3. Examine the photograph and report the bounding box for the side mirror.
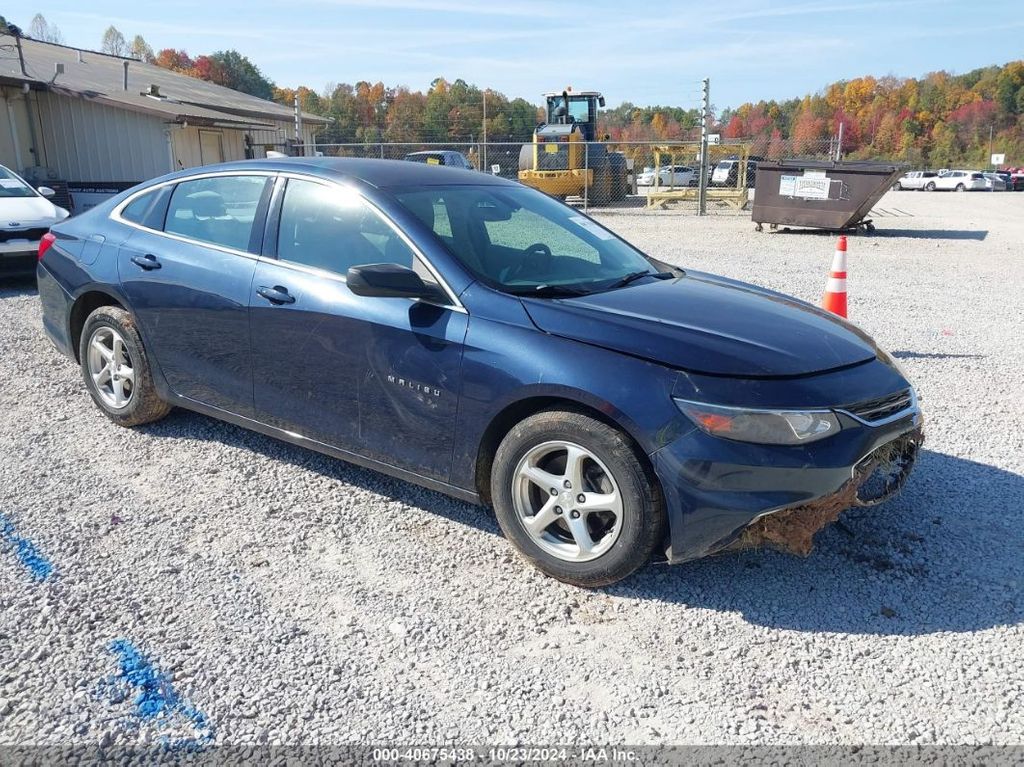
[347,263,446,303]
[38,186,56,198]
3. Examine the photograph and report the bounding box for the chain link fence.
[297,137,841,214]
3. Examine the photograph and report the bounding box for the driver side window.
[276,179,435,284]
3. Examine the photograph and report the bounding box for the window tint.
[121,189,159,224]
[120,186,172,229]
[276,179,433,282]
[164,175,268,252]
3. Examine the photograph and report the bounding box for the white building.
[0,34,327,210]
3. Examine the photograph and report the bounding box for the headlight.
[674,399,840,445]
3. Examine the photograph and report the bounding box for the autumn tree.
[130,35,154,63]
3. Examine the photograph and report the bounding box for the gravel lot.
[1,190,1021,749]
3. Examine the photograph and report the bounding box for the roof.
[0,34,328,128]
[156,157,513,189]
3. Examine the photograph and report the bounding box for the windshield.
[394,185,661,295]
[0,167,36,199]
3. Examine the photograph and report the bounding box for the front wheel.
[79,306,172,427]
[893,182,902,191]
[491,409,665,587]
[956,183,966,192]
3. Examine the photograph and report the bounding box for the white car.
[926,170,987,192]
[0,165,69,277]
[893,171,938,190]
[637,165,695,187]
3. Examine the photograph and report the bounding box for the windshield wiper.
[508,284,593,298]
[606,270,675,290]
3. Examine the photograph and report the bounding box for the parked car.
[926,170,987,191]
[711,157,762,187]
[982,172,1008,192]
[1009,171,1024,192]
[892,171,938,191]
[403,150,474,170]
[37,158,922,587]
[637,165,695,187]
[0,164,70,277]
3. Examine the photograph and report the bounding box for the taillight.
[38,232,56,261]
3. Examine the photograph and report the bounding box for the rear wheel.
[925,181,936,191]
[79,306,171,427]
[956,183,966,192]
[893,182,903,191]
[491,409,665,587]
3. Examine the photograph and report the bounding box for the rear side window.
[120,186,172,229]
[164,175,269,252]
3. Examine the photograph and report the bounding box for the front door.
[249,177,467,481]
[118,173,271,416]
[199,130,225,165]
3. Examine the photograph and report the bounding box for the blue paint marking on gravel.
[107,639,213,748]
[0,514,53,581]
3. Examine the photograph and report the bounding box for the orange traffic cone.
[821,235,848,318]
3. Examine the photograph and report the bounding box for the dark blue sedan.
[37,158,923,586]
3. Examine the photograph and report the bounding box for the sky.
[13,0,1024,109]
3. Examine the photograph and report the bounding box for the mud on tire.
[490,408,666,587]
[79,306,172,428]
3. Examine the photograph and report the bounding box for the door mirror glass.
[347,263,447,302]
[37,186,56,198]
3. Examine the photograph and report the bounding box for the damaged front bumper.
[725,428,923,556]
[652,396,924,564]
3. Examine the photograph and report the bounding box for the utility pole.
[989,125,995,192]
[482,89,487,172]
[697,77,710,216]
[293,93,304,157]
[835,121,844,161]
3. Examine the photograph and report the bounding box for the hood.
[521,272,879,378]
[0,195,66,226]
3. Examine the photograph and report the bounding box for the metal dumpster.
[752,159,902,233]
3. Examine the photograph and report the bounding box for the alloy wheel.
[86,326,135,409]
[512,440,623,562]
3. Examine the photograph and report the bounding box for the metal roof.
[0,34,328,128]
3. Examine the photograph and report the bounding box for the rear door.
[117,173,272,416]
[249,176,468,481]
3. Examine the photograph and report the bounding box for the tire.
[925,182,936,191]
[893,182,902,191]
[490,409,666,587]
[518,145,533,173]
[956,183,965,192]
[608,152,628,202]
[589,165,612,205]
[79,306,172,427]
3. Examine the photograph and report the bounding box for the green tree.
[206,50,274,99]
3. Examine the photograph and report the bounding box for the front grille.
[0,227,47,243]
[842,388,913,423]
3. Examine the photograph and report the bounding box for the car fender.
[449,310,686,494]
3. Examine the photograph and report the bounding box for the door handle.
[131,254,161,270]
[256,285,296,305]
